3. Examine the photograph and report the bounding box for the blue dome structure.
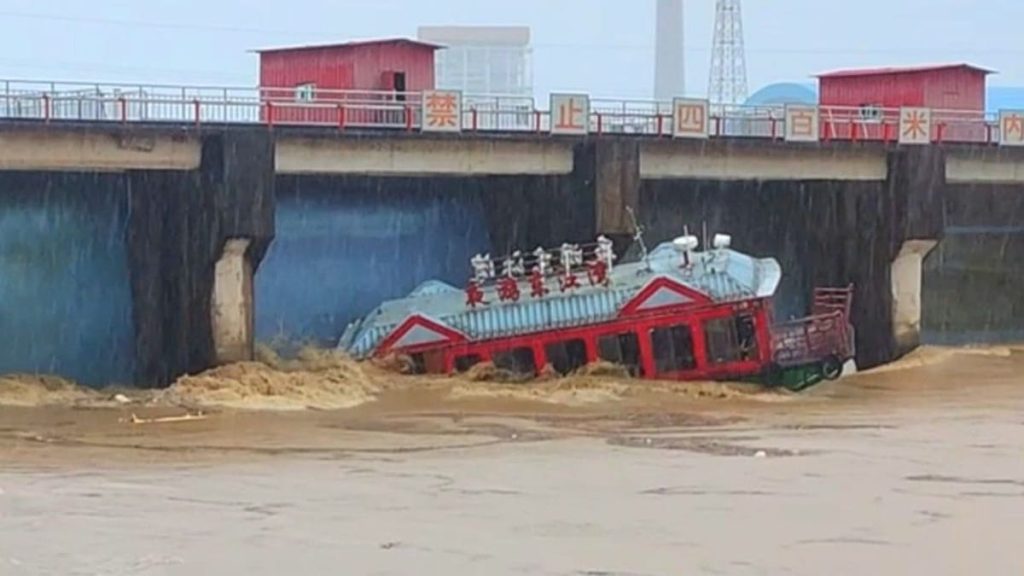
[744,82,818,107]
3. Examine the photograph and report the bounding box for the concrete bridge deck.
[2,119,1024,184]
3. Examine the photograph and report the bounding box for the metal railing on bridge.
[0,79,1017,146]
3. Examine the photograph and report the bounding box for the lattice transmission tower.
[707,0,748,110]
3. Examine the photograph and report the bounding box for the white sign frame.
[421,89,463,133]
[784,105,820,143]
[898,107,932,145]
[672,98,710,139]
[999,110,1024,147]
[550,93,590,135]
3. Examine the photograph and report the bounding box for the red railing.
[772,284,855,369]
[0,79,1005,144]
[771,312,854,368]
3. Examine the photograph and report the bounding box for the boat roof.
[338,240,781,359]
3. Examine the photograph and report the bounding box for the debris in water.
[754,450,768,458]
[127,412,207,425]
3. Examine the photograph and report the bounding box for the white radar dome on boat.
[672,235,699,252]
[713,234,732,250]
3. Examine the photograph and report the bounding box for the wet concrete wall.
[256,176,492,348]
[257,167,603,349]
[635,144,963,370]
[639,178,898,369]
[923,182,1024,344]
[0,173,135,386]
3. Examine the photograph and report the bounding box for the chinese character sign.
[1000,110,1024,147]
[532,247,553,276]
[501,251,526,278]
[559,243,584,271]
[550,94,590,135]
[529,269,548,299]
[471,253,496,283]
[672,98,710,139]
[784,105,819,142]
[465,280,485,308]
[422,90,462,133]
[594,235,617,269]
[497,277,521,303]
[899,107,932,145]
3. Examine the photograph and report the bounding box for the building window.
[858,103,882,123]
[545,339,588,376]
[295,83,316,102]
[597,332,643,377]
[704,314,759,365]
[650,325,697,374]
[491,347,537,377]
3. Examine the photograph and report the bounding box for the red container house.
[254,37,442,126]
[814,63,994,141]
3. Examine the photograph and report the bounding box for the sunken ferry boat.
[339,230,856,390]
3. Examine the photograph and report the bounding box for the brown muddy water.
[1,346,1023,575]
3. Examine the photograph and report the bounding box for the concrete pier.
[1,122,1023,386]
[125,130,274,386]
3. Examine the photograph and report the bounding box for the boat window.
[597,332,643,377]
[650,325,697,374]
[409,349,447,375]
[454,354,482,373]
[705,313,759,365]
[545,339,588,376]
[491,347,537,376]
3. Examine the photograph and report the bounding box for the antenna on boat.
[702,220,709,254]
[626,207,650,270]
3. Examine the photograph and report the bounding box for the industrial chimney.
[654,0,685,101]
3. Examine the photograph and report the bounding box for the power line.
[0,57,251,83]
[3,9,1024,56]
[0,9,301,35]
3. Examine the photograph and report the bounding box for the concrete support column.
[887,147,946,360]
[200,130,275,370]
[211,238,255,364]
[126,129,275,387]
[595,139,641,236]
[891,239,939,355]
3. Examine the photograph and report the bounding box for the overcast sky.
[0,0,1020,99]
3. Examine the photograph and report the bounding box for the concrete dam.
[1,123,1022,387]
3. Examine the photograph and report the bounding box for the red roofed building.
[815,63,993,111]
[254,37,443,124]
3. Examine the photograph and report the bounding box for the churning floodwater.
[1,346,1023,575]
